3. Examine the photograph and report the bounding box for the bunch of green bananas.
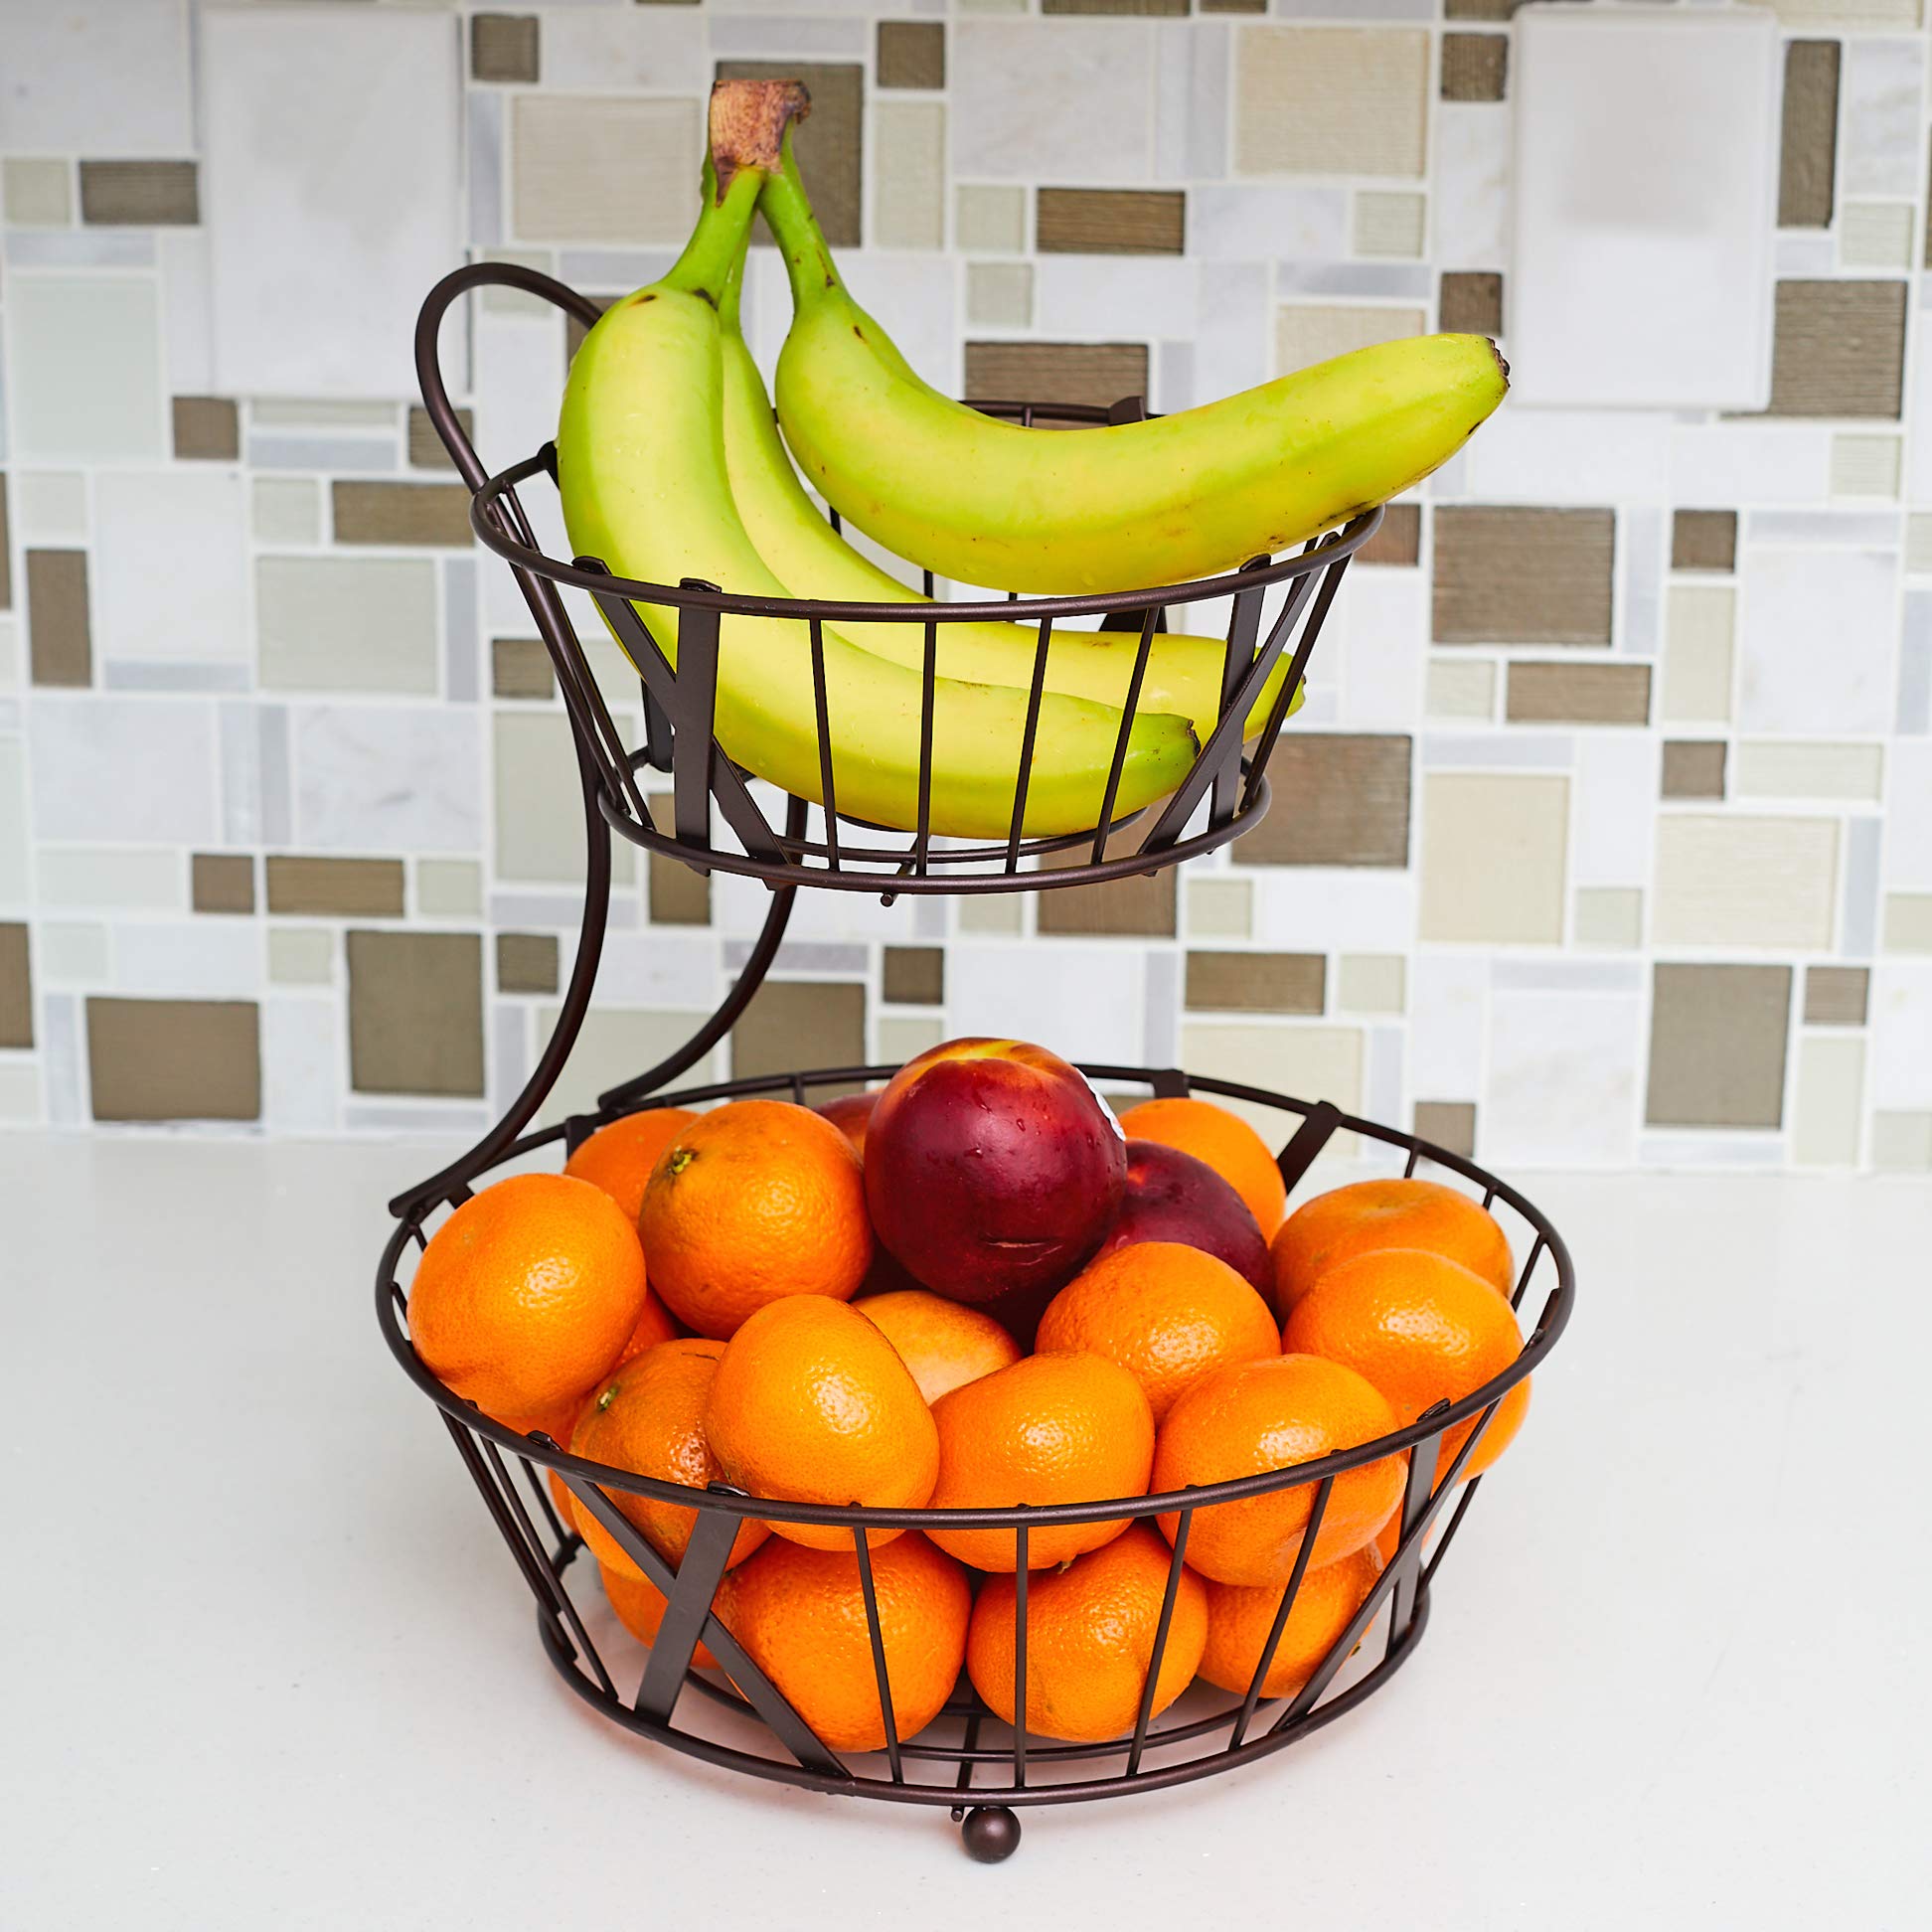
[556,82,1507,842]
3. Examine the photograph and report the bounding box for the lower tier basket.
[376,1061,1574,1861]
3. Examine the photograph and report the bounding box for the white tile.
[1731,740,1885,800]
[201,7,463,398]
[874,101,945,251]
[1653,815,1839,949]
[0,739,30,904]
[39,922,108,983]
[1189,185,1349,261]
[1250,867,1415,952]
[1418,773,1570,945]
[1572,733,1658,886]
[592,930,717,1012]
[0,624,19,694]
[543,9,709,92]
[951,21,1153,184]
[1870,1109,1932,1171]
[494,712,637,888]
[1033,256,1196,342]
[37,849,181,912]
[1868,964,1932,1108]
[1485,990,1643,1168]
[267,929,333,988]
[0,0,194,155]
[28,699,218,846]
[1409,951,1487,1098]
[113,922,259,1000]
[948,940,1145,1064]
[12,474,88,544]
[257,558,439,696]
[1883,742,1932,886]
[818,254,961,402]
[6,277,165,462]
[1195,261,1272,403]
[158,229,213,396]
[262,995,341,1134]
[1432,103,1510,270]
[292,707,483,856]
[1155,17,1228,184]
[1738,549,1896,734]
[1669,422,1832,505]
[511,94,703,246]
[1332,570,1424,730]
[92,471,249,666]
[1466,411,1673,506]
[1841,39,1924,198]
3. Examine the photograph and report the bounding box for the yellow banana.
[757,141,1508,595]
[555,160,1199,841]
[718,297,1303,744]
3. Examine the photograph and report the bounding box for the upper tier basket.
[418,261,1381,900]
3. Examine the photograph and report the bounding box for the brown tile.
[1044,0,1188,12]
[87,997,259,1122]
[0,476,10,610]
[1805,965,1868,1027]
[883,945,944,1005]
[1361,501,1420,566]
[1660,740,1727,800]
[1506,662,1652,726]
[27,550,90,687]
[1444,0,1519,15]
[1441,33,1508,102]
[265,856,405,918]
[1766,281,1907,419]
[332,482,474,549]
[646,795,711,926]
[1185,951,1326,1015]
[877,21,944,89]
[1671,509,1736,573]
[1434,507,1615,647]
[1412,1100,1475,1158]
[1037,189,1186,255]
[1646,965,1791,1130]
[492,637,556,701]
[497,931,559,995]
[1778,42,1839,230]
[407,404,474,472]
[192,853,255,915]
[1440,271,1503,337]
[347,930,484,1097]
[1037,824,1178,936]
[79,160,199,226]
[172,398,239,462]
[0,924,32,1049]
[1236,734,1411,868]
[717,62,863,246]
[730,980,867,1086]
[471,14,538,84]
[1202,0,1266,10]
[964,341,1150,412]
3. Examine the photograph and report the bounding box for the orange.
[493,1388,599,1528]
[856,1289,1023,1404]
[967,1524,1206,1743]
[638,1099,872,1340]
[608,1289,680,1371]
[924,1353,1154,1572]
[1271,1178,1513,1317]
[711,1533,970,1751]
[1151,1355,1403,1586]
[704,1297,938,1549]
[564,1107,701,1226]
[1116,1096,1287,1236]
[597,1558,720,1672]
[1196,1544,1383,1699]
[1281,1246,1530,1485]
[409,1173,648,1420]
[569,1339,767,1578]
[1036,1241,1279,1423]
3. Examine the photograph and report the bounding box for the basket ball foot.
[954,1805,1022,1863]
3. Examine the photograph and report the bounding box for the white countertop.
[4,1136,1928,1931]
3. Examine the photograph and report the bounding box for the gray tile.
[492,638,556,701]
[1361,502,1420,566]
[347,929,484,1098]
[1778,42,1839,231]
[1645,964,1792,1129]
[407,404,473,472]
[1766,281,1907,418]
[87,997,260,1122]
[1804,964,1868,1027]
[646,795,711,926]
[0,479,9,611]
[1434,507,1615,647]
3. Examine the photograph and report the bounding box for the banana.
[718,283,1304,745]
[555,153,1200,842]
[757,141,1508,595]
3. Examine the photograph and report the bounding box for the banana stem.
[662,162,763,304]
[718,225,749,334]
[758,132,842,309]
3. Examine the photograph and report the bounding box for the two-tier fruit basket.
[374,260,1574,1862]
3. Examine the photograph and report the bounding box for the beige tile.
[878,21,945,89]
[1038,189,1185,255]
[1575,886,1642,949]
[1830,433,1900,497]
[1276,304,1424,377]
[1426,657,1496,722]
[3,159,72,227]
[0,924,32,1049]
[1646,964,1791,1129]
[1354,191,1425,258]
[1185,950,1326,1015]
[1732,740,1883,800]
[1238,733,1412,868]
[1337,953,1404,1015]
[1434,508,1614,647]
[265,857,405,918]
[1767,281,1907,418]
[1792,1034,1863,1166]
[479,248,557,317]
[191,853,255,915]
[497,931,560,995]
[87,997,259,1122]
[1362,502,1421,566]
[332,483,472,549]
[1179,1021,1363,1146]
[1043,0,1187,11]
[267,928,333,987]
[79,160,198,226]
[1883,892,1932,953]
[1661,740,1727,800]
[1418,772,1568,945]
[347,930,483,1098]
[1661,586,1735,723]
[172,399,239,463]
[966,262,1033,328]
[471,13,539,84]
[536,1005,723,1129]
[732,981,866,1085]
[257,557,437,694]
[1777,40,1839,229]
[1234,27,1428,180]
[27,551,91,688]
[1186,878,1251,939]
[883,946,945,1005]
[879,1015,946,1063]
[1840,201,1914,269]
[1870,1109,1932,1171]
[252,479,321,547]
[1441,34,1507,103]
[416,858,483,918]
[1805,964,1868,1027]
[511,95,703,244]
[1412,1100,1475,1158]
[956,184,1026,253]
[497,712,635,886]
[964,341,1148,411]
[1506,662,1651,726]
[874,101,945,251]
[959,894,1024,935]
[717,63,862,246]
[1671,511,1736,574]
[1653,815,1838,949]
[1742,0,1921,28]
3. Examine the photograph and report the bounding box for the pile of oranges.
[408,1038,1530,1753]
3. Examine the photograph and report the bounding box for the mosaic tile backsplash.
[2,0,1930,1175]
